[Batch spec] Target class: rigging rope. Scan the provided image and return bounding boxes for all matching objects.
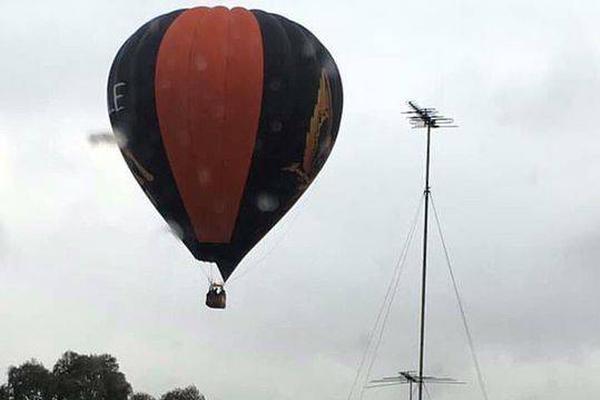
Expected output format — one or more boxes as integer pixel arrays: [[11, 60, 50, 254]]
[[347, 194, 424, 400], [208, 263, 216, 284], [423, 383, 433, 400], [228, 200, 305, 285], [430, 194, 490, 400], [195, 261, 212, 285], [359, 210, 419, 400]]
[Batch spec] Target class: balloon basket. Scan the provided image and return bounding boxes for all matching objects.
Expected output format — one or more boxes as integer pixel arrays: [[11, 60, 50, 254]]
[[206, 284, 226, 309]]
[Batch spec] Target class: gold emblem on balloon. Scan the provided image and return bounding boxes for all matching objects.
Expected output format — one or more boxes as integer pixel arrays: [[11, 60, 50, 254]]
[[284, 70, 333, 191]]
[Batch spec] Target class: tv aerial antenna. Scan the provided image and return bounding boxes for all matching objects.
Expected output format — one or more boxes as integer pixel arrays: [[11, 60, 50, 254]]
[[348, 102, 489, 400], [402, 101, 457, 400], [366, 370, 464, 400]]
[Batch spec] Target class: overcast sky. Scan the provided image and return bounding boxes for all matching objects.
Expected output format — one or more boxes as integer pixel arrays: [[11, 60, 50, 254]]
[[1, 0, 600, 399]]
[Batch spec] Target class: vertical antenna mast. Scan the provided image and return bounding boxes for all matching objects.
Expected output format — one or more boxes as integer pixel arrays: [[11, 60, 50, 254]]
[[403, 101, 456, 400]]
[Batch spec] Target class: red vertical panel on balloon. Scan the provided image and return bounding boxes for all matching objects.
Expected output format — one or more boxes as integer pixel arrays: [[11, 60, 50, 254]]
[[155, 7, 264, 243]]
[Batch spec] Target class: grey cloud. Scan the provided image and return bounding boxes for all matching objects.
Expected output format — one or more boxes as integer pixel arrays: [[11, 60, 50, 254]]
[[492, 42, 600, 135], [2, 1, 600, 399]]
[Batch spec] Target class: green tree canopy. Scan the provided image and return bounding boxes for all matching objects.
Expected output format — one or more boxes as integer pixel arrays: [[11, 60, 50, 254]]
[[52, 351, 131, 400], [1, 359, 53, 400], [0, 352, 205, 400], [0, 385, 8, 400], [159, 386, 204, 400], [131, 393, 156, 400]]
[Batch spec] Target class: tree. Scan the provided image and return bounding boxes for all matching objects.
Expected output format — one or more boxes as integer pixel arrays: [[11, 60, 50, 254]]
[[159, 386, 204, 400], [131, 393, 156, 400], [52, 351, 131, 400], [2, 359, 53, 400], [0, 384, 10, 400], [0, 352, 206, 400]]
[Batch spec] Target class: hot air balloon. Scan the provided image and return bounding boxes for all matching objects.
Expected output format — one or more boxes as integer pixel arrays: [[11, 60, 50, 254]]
[[107, 6, 343, 308]]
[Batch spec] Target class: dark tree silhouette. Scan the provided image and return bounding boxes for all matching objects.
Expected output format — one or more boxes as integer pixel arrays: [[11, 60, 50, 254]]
[[0, 359, 53, 400], [0, 352, 205, 400], [159, 386, 204, 400], [131, 393, 156, 400], [52, 351, 131, 400]]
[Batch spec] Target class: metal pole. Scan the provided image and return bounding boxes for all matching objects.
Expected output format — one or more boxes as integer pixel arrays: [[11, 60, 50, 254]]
[[418, 123, 432, 400], [409, 381, 413, 400]]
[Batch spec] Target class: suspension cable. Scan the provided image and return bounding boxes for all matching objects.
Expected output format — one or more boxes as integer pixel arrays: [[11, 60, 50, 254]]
[[359, 200, 422, 400], [412, 383, 418, 399], [228, 202, 304, 285], [359, 209, 421, 400], [423, 384, 433, 400], [347, 194, 424, 400], [429, 194, 489, 400], [195, 261, 212, 285]]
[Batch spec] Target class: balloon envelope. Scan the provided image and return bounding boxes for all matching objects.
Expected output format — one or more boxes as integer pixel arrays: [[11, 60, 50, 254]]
[[107, 6, 343, 281]]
